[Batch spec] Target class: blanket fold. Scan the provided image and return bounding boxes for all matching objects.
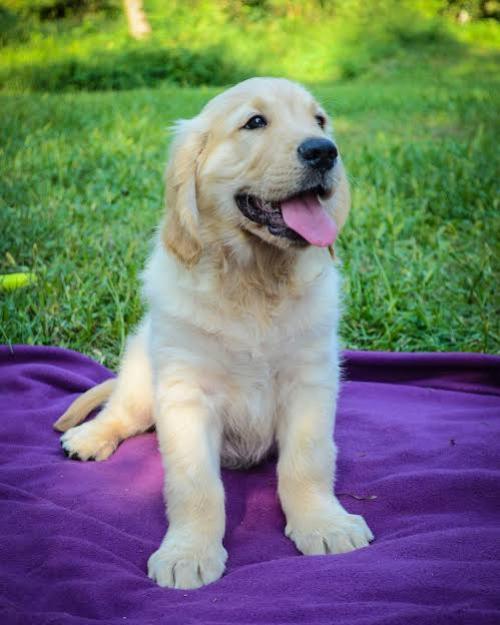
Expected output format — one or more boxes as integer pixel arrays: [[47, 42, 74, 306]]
[[0, 345, 499, 625]]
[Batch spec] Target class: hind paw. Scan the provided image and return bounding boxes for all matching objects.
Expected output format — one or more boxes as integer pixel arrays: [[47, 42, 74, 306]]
[[60, 420, 118, 461]]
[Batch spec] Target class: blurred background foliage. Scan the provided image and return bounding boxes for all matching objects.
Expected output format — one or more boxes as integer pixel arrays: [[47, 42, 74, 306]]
[[1, 0, 499, 90]]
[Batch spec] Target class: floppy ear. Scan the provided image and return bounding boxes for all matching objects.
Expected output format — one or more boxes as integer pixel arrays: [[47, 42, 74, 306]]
[[162, 119, 207, 268], [327, 160, 351, 259], [332, 159, 351, 232]]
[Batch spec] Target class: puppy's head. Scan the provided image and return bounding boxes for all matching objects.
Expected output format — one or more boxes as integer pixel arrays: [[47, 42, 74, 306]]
[[163, 77, 350, 266]]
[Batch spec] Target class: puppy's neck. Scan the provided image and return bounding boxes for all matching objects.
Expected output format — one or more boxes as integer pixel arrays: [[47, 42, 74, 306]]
[[207, 235, 326, 307]]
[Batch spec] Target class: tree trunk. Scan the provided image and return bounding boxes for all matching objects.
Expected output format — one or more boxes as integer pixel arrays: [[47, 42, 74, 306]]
[[123, 0, 152, 40]]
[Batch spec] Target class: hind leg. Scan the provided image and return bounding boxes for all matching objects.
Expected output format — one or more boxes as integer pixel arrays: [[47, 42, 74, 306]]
[[61, 322, 154, 461]]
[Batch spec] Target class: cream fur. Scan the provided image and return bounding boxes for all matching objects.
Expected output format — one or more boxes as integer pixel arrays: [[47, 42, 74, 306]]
[[58, 77, 373, 590]]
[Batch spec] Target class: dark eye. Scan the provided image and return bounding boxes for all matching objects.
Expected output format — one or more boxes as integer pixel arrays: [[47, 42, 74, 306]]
[[242, 115, 267, 130], [315, 114, 326, 129]]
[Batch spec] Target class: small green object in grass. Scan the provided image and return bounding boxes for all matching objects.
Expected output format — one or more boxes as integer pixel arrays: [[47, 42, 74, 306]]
[[0, 273, 37, 291]]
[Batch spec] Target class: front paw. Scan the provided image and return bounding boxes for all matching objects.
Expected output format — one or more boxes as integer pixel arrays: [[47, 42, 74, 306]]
[[286, 506, 374, 555], [148, 535, 227, 589]]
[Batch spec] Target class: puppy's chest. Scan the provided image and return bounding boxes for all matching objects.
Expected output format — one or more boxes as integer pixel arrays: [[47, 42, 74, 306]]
[[216, 312, 315, 462], [214, 284, 331, 410], [217, 344, 280, 468]]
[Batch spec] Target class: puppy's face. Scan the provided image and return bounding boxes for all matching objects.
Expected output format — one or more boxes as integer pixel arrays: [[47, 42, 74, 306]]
[[163, 78, 350, 266]]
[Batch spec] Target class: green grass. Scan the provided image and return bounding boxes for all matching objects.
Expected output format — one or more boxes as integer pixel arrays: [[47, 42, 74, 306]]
[[1, 5, 499, 367], [2, 1, 499, 91], [2, 58, 498, 367]]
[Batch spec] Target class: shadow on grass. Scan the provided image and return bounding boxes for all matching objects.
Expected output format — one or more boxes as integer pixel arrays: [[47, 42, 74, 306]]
[[0, 5, 28, 46], [1, 44, 255, 92], [336, 17, 466, 80]]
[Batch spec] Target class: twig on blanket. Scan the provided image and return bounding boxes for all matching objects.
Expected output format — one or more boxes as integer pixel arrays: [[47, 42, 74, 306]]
[[337, 492, 378, 501]]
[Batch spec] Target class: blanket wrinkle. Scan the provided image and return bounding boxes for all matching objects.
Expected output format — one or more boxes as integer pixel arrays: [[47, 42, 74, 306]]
[[0, 345, 499, 625]]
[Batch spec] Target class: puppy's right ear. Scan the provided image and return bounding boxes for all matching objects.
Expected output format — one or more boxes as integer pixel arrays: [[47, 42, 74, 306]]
[[162, 119, 207, 268]]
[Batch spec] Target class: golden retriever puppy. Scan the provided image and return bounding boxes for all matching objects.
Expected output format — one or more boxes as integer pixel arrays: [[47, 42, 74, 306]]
[[54, 77, 374, 589]]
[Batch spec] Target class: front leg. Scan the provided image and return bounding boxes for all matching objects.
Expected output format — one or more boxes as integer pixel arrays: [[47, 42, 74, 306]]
[[148, 379, 227, 589], [277, 378, 374, 555]]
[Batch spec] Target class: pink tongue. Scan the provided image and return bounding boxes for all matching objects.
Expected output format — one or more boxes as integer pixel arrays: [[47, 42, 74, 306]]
[[281, 193, 337, 247]]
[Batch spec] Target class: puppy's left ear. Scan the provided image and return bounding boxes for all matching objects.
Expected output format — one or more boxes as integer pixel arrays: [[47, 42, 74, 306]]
[[162, 119, 207, 268], [332, 159, 351, 232]]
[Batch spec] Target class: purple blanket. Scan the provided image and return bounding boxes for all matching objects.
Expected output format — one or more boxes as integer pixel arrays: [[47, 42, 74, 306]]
[[1, 346, 499, 625]]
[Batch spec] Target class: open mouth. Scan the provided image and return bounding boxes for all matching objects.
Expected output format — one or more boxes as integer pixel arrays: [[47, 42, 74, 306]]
[[235, 185, 337, 248]]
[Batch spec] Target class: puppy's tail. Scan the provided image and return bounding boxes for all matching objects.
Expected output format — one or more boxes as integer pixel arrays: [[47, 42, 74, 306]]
[[53, 378, 116, 432]]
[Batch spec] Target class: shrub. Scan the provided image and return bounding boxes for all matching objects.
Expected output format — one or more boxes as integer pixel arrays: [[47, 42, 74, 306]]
[[1, 45, 253, 91], [1, 0, 120, 20]]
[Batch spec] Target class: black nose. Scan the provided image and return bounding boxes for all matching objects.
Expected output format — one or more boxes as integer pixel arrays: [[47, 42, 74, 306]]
[[297, 138, 338, 172]]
